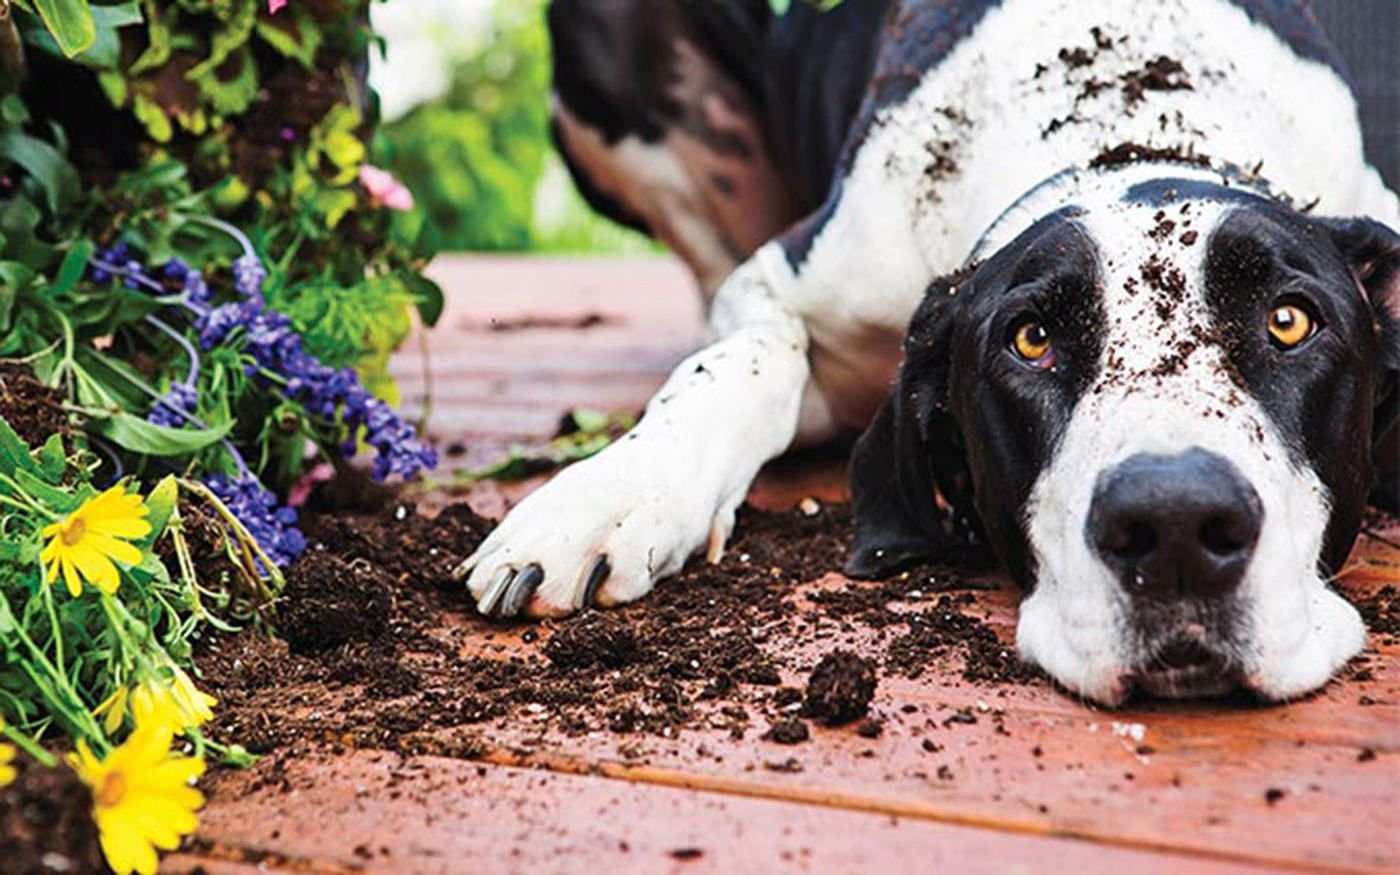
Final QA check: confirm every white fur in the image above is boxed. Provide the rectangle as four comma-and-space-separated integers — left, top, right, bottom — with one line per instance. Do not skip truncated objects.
464, 0, 1396, 663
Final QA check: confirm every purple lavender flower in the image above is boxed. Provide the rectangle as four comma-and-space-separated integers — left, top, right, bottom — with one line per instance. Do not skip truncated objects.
148, 382, 198, 428
232, 254, 267, 299
190, 253, 436, 482
98, 238, 436, 484
204, 471, 306, 568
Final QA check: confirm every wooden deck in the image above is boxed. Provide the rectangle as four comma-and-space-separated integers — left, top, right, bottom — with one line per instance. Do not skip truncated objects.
167, 255, 1400, 874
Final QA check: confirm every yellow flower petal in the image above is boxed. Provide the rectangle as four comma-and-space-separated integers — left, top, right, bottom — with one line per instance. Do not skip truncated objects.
86, 516, 153, 539
69, 543, 120, 595
60, 554, 83, 598
84, 533, 144, 568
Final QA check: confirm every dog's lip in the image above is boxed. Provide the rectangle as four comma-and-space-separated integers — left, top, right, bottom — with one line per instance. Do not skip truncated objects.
1131, 636, 1240, 699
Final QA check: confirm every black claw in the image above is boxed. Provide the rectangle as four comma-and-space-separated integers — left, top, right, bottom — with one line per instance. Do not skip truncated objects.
582, 555, 611, 608
498, 564, 544, 618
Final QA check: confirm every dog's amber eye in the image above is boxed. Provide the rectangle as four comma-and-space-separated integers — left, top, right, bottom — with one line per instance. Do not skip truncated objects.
1267, 303, 1315, 349
1011, 320, 1053, 364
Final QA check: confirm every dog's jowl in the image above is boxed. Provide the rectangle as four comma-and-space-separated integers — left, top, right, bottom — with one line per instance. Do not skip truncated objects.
458, 0, 1400, 704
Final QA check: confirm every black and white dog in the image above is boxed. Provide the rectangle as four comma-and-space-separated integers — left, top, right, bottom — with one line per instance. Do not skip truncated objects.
456, 0, 1400, 704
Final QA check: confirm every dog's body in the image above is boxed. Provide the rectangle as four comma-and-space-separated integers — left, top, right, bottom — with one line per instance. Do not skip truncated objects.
459, 0, 1400, 703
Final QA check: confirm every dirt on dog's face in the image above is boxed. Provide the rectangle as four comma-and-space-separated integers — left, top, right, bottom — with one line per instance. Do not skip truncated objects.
849, 174, 1400, 705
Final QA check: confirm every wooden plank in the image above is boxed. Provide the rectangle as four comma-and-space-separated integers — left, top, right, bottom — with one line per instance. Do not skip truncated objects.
170, 751, 1281, 875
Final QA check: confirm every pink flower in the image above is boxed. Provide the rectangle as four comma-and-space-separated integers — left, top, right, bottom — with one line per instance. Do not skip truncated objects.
268, 0, 288, 14
358, 164, 415, 212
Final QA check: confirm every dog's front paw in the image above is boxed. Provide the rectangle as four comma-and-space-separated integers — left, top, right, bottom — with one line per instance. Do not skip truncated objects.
454, 445, 737, 619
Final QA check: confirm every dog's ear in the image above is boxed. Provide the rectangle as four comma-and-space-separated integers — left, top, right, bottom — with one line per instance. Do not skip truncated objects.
1318, 217, 1400, 508
846, 270, 988, 578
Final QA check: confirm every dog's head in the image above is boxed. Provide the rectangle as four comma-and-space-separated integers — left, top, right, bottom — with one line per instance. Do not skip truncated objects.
848, 172, 1400, 704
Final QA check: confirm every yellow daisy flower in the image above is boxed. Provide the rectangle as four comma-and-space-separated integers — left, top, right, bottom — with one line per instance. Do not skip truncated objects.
0, 718, 17, 788
130, 669, 218, 732
69, 707, 206, 875
40, 485, 152, 597
94, 667, 218, 737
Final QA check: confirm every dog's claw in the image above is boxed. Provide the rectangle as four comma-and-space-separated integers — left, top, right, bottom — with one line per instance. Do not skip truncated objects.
476, 565, 515, 616
498, 563, 544, 618
452, 546, 484, 582
580, 555, 611, 609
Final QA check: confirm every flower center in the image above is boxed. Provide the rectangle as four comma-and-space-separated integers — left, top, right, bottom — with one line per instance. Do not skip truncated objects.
97, 771, 126, 807
60, 518, 87, 546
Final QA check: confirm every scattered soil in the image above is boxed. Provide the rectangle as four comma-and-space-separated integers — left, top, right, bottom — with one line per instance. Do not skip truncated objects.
886, 594, 1044, 685
1121, 56, 1192, 107
0, 363, 70, 450
0, 755, 105, 875
465, 313, 611, 332
1355, 585, 1399, 646
1088, 142, 1211, 171
193, 498, 1031, 760
803, 651, 877, 725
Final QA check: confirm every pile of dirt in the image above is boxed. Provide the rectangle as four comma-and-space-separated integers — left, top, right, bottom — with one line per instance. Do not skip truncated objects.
0, 755, 105, 875
0, 363, 70, 450
194, 497, 1032, 759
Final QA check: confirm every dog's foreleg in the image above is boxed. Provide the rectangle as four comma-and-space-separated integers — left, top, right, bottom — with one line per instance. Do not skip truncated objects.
457, 248, 812, 618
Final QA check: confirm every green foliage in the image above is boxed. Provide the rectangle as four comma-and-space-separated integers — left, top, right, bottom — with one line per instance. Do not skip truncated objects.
377, 0, 653, 253
379, 0, 549, 251
1, 0, 440, 495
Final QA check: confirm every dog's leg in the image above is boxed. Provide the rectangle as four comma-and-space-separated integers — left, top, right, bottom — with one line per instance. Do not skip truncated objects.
458, 245, 815, 617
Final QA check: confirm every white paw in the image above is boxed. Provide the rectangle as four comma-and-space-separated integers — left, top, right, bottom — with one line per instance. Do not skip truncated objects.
454, 438, 742, 619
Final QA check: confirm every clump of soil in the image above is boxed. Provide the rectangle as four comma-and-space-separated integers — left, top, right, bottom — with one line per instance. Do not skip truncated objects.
763, 718, 810, 745
803, 651, 877, 725
0, 363, 70, 450
0, 755, 105, 875
275, 547, 392, 653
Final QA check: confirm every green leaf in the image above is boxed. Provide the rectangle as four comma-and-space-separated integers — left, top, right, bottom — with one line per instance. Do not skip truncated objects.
48, 240, 93, 297
87, 411, 231, 457
189, 46, 258, 115
405, 273, 444, 327
129, 0, 171, 74
0, 416, 40, 476
186, 0, 256, 78
36, 433, 67, 482
25, 1, 143, 67
255, 11, 321, 69
14, 470, 82, 513
32, 0, 97, 57
132, 93, 173, 143
0, 129, 80, 216
142, 475, 178, 541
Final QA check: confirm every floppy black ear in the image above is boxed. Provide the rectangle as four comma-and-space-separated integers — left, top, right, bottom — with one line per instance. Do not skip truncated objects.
845, 271, 989, 578
1319, 217, 1400, 508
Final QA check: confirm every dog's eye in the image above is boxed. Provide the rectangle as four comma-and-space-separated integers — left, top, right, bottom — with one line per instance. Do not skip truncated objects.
1011, 319, 1054, 366
1267, 302, 1316, 349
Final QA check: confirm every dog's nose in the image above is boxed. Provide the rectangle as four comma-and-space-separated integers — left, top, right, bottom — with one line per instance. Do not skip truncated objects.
1088, 449, 1263, 599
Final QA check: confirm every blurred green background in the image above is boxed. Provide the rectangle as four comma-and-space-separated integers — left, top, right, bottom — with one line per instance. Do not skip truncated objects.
371, 0, 656, 254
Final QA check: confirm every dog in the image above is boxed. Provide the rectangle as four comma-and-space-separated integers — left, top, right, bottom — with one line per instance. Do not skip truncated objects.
456, 0, 1400, 705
